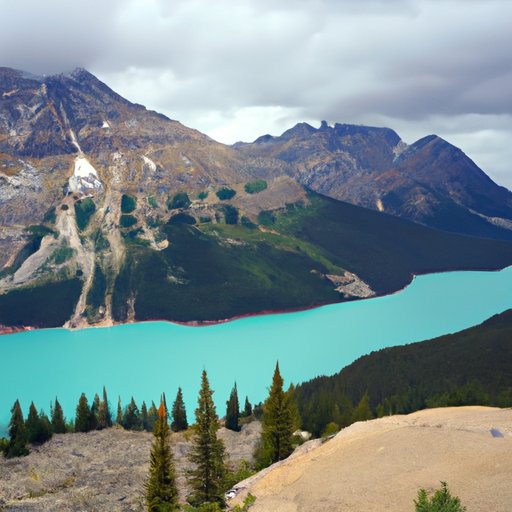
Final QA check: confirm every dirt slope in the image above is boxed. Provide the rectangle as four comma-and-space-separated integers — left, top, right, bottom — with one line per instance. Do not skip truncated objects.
232, 407, 512, 512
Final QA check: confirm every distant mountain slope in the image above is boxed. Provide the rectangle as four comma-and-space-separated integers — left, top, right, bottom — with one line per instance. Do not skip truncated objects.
234, 122, 512, 240
295, 309, 512, 436
2, 67, 512, 330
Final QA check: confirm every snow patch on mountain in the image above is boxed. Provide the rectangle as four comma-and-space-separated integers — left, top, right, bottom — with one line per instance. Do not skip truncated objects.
68, 156, 103, 196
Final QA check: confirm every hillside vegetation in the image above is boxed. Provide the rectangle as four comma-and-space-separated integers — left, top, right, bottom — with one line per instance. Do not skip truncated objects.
295, 309, 512, 436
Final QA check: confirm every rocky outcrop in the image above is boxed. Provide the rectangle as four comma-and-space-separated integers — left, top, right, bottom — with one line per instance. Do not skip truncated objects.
231, 407, 512, 512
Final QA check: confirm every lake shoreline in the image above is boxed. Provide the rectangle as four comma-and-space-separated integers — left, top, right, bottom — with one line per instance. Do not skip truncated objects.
1, 264, 510, 337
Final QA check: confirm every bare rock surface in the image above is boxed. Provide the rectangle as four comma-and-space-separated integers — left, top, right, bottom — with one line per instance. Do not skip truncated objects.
0, 421, 261, 511
231, 407, 512, 512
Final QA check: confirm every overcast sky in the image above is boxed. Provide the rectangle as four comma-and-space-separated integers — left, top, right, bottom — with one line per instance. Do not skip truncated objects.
1, 0, 511, 187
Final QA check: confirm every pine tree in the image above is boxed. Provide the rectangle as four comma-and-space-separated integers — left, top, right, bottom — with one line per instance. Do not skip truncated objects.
243, 396, 252, 418
147, 401, 159, 432
97, 386, 112, 429
117, 396, 123, 426
26, 402, 52, 444
352, 392, 373, 423
123, 396, 142, 430
90, 393, 100, 430
75, 393, 91, 433
225, 383, 240, 432
171, 387, 188, 432
25, 402, 41, 443
5, 399, 28, 458
188, 370, 227, 507
145, 401, 179, 512
141, 401, 149, 432
51, 397, 66, 434
260, 362, 294, 465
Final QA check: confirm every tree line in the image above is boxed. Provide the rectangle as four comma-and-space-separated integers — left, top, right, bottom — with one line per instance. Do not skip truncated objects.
1, 363, 298, 511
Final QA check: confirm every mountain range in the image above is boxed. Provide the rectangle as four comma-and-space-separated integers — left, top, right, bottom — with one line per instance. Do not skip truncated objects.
1, 67, 512, 330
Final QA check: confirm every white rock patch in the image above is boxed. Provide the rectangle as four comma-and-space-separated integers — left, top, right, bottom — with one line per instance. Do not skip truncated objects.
68, 156, 103, 196
142, 155, 157, 172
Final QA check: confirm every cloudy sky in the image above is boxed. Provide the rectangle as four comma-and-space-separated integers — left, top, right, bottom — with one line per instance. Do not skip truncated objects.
1, 0, 511, 186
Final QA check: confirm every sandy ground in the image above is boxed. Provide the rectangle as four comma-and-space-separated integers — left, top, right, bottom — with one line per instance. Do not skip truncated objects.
232, 406, 512, 512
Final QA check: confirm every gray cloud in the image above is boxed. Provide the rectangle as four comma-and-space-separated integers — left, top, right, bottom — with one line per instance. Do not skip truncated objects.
0, 0, 511, 186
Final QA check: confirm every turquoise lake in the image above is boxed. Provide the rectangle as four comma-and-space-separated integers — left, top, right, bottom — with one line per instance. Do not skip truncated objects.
1, 266, 512, 435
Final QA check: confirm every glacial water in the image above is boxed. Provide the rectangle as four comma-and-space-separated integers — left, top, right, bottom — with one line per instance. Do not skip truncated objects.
1, 266, 512, 435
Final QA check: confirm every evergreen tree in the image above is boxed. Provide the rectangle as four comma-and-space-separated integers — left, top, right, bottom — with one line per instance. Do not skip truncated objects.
51, 397, 66, 434
97, 386, 112, 429
141, 401, 149, 432
117, 396, 123, 426
75, 393, 91, 433
145, 401, 179, 511
188, 370, 227, 507
147, 401, 159, 432
352, 392, 373, 423
171, 387, 188, 432
225, 383, 240, 432
90, 393, 100, 430
5, 399, 28, 458
26, 402, 53, 444
415, 481, 466, 511
260, 362, 294, 465
25, 402, 41, 443
243, 396, 252, 418
123, 396, 142, 430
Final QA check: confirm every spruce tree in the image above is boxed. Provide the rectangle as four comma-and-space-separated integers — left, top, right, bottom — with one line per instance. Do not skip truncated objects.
117, 396, 123, 426
51, 398, 66, 434
243, 396, 252, 418
261, 362, 294, 464
141, 401, 149, 432
26, 402, 53, 444
147, 401, 159, 432
188, 370, 227, 507
25, 402, 41, 443
145, 401, 179, 511
97, 386, 112, 429
225, 383, 240, 432
123, 396, 142, 430
5, 399, 28, 458
75, 393, 91, 433
90, 393, 100, 430
171, 387, 188, 432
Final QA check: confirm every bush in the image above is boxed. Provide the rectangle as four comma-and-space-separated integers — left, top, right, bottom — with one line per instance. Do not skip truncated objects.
222, 205, 239, 225
74, 198, 96, 231
197, 191, 209, 201
121, 194, 137, 213
216, 187, 236, 201
167, 192, 191, 210
244, 180, 267, 194
120, 215, 137, 228
415, 482, 466, 512
147, 195, 158, 208
241, 216, 257, 229
257, 210, 276, 226
199, 216, 212, 224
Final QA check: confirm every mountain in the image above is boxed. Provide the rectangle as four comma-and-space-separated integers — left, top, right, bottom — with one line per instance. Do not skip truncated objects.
234, 121, 512, 240
1, 67, 512, 331
294, 309, 512, 436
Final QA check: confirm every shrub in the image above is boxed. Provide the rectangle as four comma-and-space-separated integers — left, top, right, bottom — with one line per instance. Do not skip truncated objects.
197, 191, 209, 201
415, 482, 466, 512
168, 213, 197, 225
121, 194, 137, 213
147, 195, 158, 208
120, 215, 137, 228
74, 198, 96, 231
167, 192, 191, 210
222, 205, 239, 225
241, 216, 257, 229
244, 180, 267, 194
216, 187, 236, 201
257, 210, 276, 226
